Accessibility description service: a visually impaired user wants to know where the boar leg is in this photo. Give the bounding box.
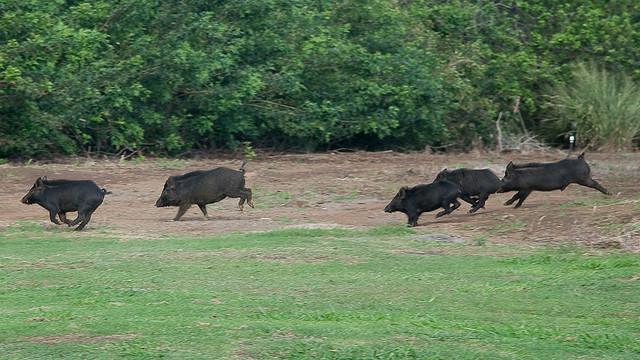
[173,203,191,221]
[406,211,420,227]
[513,190,532,208]
[58,212,74,226]
[48,209,63,225]
[244,188,254,208]
[197,204,208,217]
[577,178,611,195]
[451,199,461,211]
[68,215,83,226]
[436,200,458,218]
[227,189,252,211]
[459,193,478,206]
[237,189,254,211]
[75,211,94,231]
[469,193,490,213]
[504,191,524,206]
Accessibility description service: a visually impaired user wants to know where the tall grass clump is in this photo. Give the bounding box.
[547,62,640,150]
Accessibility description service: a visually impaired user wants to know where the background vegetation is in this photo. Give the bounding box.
[2,1,640,158]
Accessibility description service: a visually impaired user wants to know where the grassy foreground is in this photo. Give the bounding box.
[0,224,639,359]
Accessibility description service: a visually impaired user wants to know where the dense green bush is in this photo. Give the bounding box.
[1,1,639,158]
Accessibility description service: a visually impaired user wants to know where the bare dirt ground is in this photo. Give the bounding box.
[1,151,638,250]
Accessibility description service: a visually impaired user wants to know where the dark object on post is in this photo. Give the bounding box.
[384,180,462,227]
[434,168,501,213]
[498,152,610,208]
[155,162,253,221]
[20,177,110,231]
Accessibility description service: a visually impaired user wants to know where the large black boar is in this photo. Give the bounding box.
[434,168,501,213]
[384,180,461,227]
[155,162,253,221]
[21,177,110,231]
[498,152,610,208]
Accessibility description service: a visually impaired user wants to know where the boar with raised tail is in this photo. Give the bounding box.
[384,180,461,227]
[21,177,111,231]
[498,152,610,208]
[155,162,253,221]
[434,168,501,213]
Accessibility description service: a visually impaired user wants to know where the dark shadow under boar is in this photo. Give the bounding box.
[21,177,111,231]
[155,162,253,221]
[384,180,461,227]
[435,168,501,213]
[498,152,610,208]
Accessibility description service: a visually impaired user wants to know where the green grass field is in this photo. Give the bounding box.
[1,223,639,359]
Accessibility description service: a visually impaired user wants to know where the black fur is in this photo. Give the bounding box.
[435,168,501,213]
[498,153,610,208]
[21,177,109,231]
[384,180,462,227]
[155,163,253,220]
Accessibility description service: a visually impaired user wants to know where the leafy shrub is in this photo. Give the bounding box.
[546,62,640,150]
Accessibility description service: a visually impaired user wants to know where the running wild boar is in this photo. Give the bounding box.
[384,180,461,227]
[155,162,253,221]
[21,177,111,231]
[498,152,610,208]
[434,168,501,213]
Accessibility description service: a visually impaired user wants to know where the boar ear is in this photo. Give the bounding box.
[35,177,45,186]
[505,162,514,174]
[399,186,409,199]
[578,151,585,159]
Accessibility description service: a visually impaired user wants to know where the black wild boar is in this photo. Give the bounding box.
[155,162,253,221]
[20,177,110,231]
[384,180,462,227]
[498,152,610,208]
[434,168,501,213]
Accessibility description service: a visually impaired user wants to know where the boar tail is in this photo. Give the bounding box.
[239,161,247,173]
[101,188,113,195]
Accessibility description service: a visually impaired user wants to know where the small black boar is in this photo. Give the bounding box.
[155,162,253,221]
[434,168,501,213]
[384,180,461,227]
[498,152,610,208]
[20,177,110,231]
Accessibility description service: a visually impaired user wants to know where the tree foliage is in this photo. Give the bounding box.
[1,1,639,157]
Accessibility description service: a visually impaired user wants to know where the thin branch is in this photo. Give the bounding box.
[249,99,298,111]
[495,111,503,152]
